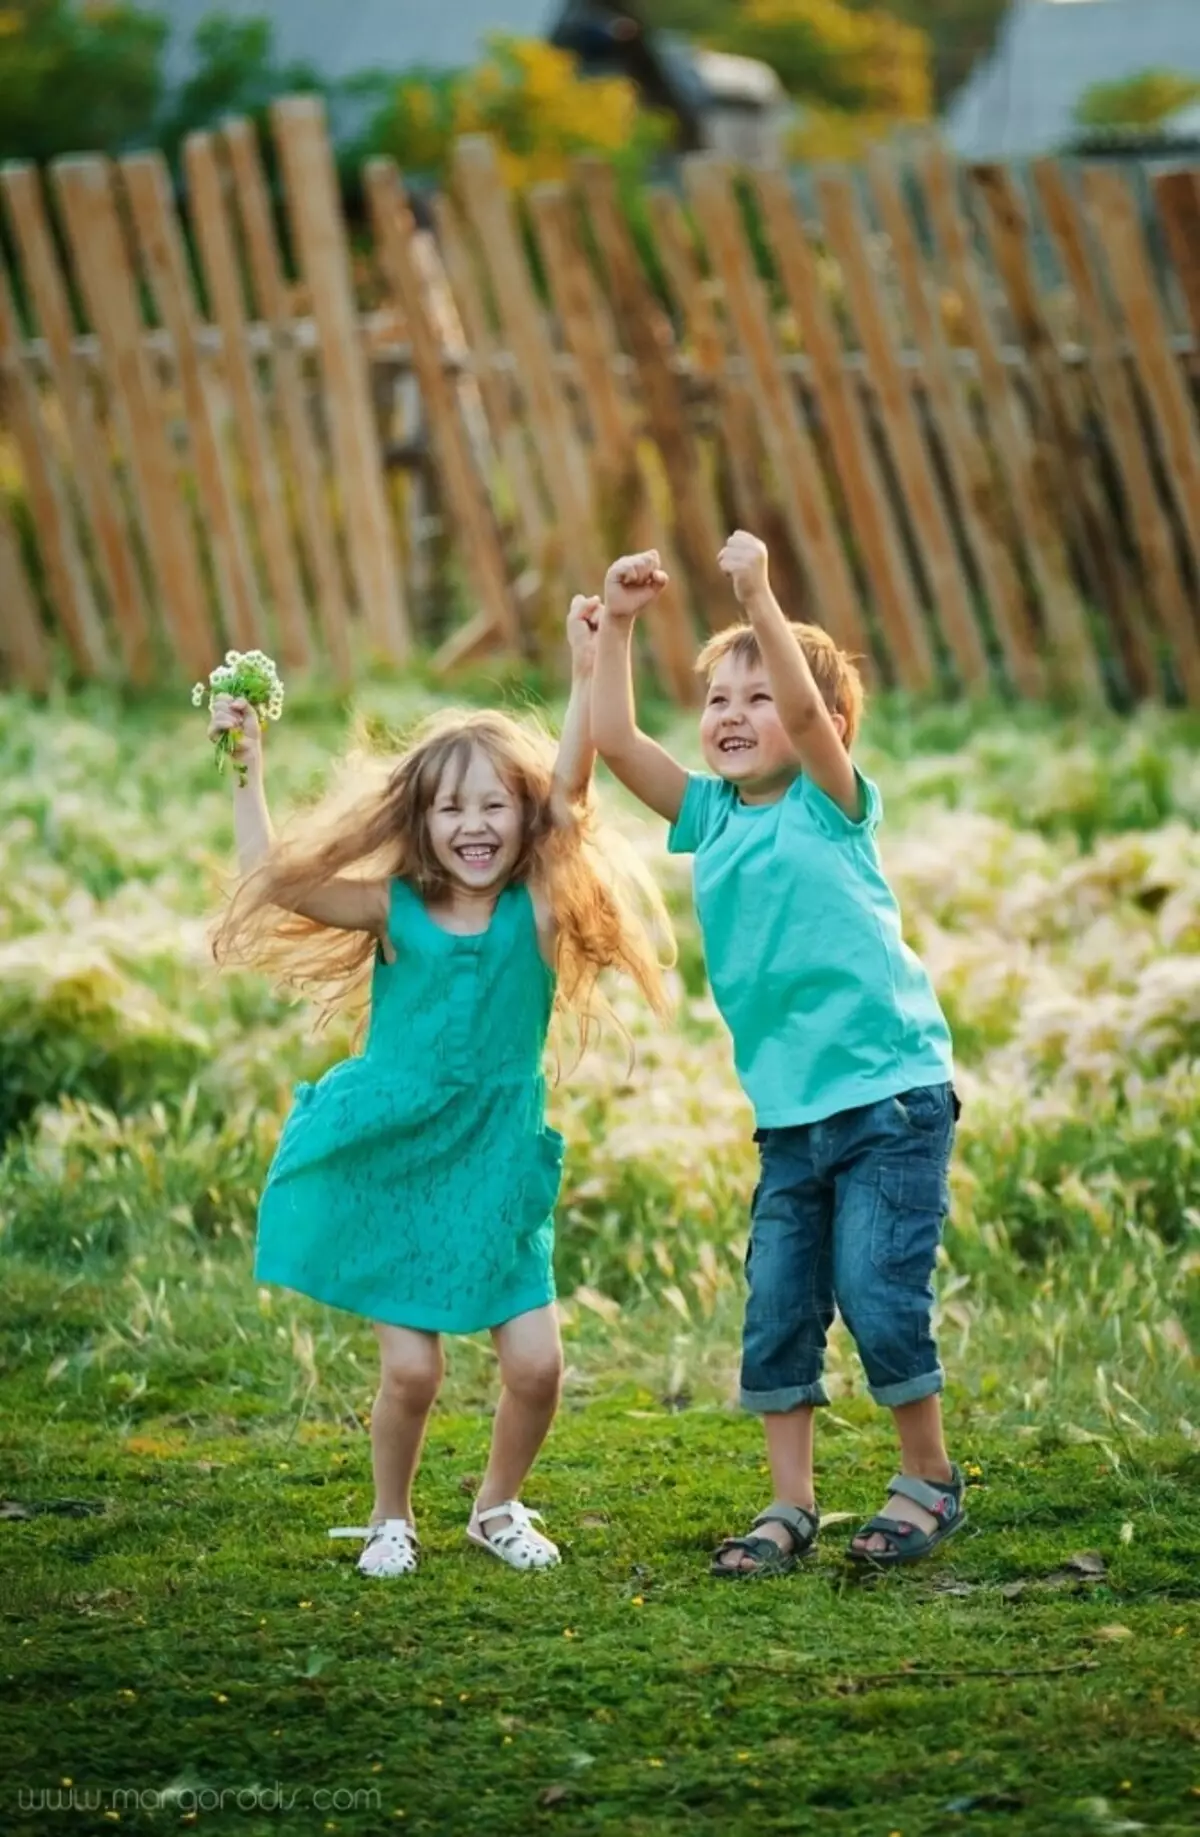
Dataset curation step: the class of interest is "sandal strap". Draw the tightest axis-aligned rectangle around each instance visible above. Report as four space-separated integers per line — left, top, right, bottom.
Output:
752 1502 819 1546
328 1518 418 1544
885 1468 962 1520
858 1513 921 1545
714 1535 788 1561
475 1500 542 1531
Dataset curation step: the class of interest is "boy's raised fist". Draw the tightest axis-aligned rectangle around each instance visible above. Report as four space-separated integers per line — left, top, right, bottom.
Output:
718 530 770 605
604 550 669 620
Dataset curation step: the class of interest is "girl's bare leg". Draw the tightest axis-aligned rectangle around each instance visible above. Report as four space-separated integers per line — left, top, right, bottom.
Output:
475 1304 563 1532
369 1322 443 1523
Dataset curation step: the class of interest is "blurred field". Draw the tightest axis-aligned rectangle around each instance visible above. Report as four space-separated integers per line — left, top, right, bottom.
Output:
0 675 1195 1430
1 676 1197 1835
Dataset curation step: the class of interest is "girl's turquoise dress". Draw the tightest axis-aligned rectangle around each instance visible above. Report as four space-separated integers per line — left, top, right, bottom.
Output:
254 879 565 1333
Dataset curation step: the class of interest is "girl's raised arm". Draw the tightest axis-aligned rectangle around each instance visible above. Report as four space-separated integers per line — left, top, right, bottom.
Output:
210 695 390 946
591 553 688 824
549 594 602 828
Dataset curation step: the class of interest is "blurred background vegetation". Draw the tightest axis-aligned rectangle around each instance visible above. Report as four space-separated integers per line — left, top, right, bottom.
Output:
0 0 1013 183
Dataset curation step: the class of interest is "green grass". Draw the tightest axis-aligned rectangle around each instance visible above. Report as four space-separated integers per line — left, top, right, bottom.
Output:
1 1392 1197 1837
1 679 1198 1833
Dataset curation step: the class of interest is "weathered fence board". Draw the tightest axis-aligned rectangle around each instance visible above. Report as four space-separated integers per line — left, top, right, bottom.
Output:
866 153 1041 696
0 474 52 691
366 159 518 660
819 168 989 689
1 161 153 682
683 157 874 665
0 241 108 678
272 97 408 662
52 156 215 680
919 143 1104 700
1035 160 1200 703
527 183 696 700
580 155 729 626
222 118 352 682
3 104 1200 716
454 137 605 594
122 150 263 658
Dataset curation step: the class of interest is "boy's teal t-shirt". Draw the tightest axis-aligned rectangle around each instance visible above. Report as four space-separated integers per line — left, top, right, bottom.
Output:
668 769 953 1128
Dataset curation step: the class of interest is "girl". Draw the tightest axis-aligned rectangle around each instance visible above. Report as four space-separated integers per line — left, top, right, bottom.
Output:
209 598 671 1578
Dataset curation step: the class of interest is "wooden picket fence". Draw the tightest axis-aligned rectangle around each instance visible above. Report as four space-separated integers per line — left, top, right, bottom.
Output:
3 96 1200 706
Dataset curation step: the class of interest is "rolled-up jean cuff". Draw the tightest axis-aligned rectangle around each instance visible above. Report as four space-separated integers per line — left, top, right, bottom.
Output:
868 1367 944 1408
739 1380 831 1414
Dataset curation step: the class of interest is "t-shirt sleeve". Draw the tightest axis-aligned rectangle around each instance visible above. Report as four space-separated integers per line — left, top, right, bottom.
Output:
667 773 725 855
802 767 882 840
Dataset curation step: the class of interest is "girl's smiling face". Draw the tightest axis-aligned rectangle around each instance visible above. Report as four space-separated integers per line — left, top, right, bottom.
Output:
699 653 799 797
426 747 522 893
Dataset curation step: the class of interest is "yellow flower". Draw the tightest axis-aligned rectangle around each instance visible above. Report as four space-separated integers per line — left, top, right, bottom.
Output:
117 1688 136 1701
630 1595 644 1606
648 1758 664 1768
213 1692 229 1704
562 1628 577 1639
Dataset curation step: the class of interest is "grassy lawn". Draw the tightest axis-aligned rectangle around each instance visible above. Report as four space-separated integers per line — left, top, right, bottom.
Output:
1 676 1198 1834
2 1376 1197 1837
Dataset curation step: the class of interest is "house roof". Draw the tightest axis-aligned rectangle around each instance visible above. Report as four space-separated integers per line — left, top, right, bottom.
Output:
131 0 564 89
944 0 1200 159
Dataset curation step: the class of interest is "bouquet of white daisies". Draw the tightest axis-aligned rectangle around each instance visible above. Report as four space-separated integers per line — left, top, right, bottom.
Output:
191 650 284 787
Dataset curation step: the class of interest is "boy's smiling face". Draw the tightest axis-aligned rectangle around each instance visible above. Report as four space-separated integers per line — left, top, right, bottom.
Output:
699 653 800 798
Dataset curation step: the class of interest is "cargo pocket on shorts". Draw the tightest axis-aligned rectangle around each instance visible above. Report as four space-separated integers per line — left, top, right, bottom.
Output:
869 1159 947 1289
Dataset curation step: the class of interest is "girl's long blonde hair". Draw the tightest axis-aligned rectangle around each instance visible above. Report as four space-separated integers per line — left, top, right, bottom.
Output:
212 707 675 1051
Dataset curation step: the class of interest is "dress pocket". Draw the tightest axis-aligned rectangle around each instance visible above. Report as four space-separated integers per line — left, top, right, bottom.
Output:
520 1126 565 1228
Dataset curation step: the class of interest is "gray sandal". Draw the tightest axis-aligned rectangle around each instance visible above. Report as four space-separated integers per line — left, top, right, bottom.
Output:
710 1501 820 1579
848 1465 967 1566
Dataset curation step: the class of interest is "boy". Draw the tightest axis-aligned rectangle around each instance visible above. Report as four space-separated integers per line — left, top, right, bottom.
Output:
591 532 966 1573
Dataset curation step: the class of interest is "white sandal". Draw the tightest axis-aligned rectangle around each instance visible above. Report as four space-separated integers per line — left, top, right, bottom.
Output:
467 1500 560 1571
329 1518 419 1578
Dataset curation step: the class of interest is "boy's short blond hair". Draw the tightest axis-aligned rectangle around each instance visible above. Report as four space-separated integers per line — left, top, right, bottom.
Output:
694 621 865 745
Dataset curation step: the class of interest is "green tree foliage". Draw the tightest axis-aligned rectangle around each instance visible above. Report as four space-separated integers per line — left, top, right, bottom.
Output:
357 35 667 188
643 0 1005 108
0 0 165 165
841 0 1008 107
157 12 325 161
0 4 335 171
1074 67 1200 132
722 0 929 118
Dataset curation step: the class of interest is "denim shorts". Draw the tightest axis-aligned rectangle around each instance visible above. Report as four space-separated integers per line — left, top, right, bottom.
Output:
740 1083 958 1413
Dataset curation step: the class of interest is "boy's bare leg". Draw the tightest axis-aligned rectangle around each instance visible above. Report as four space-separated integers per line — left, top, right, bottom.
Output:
852 1394 953 1555
715 1405 817 1572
